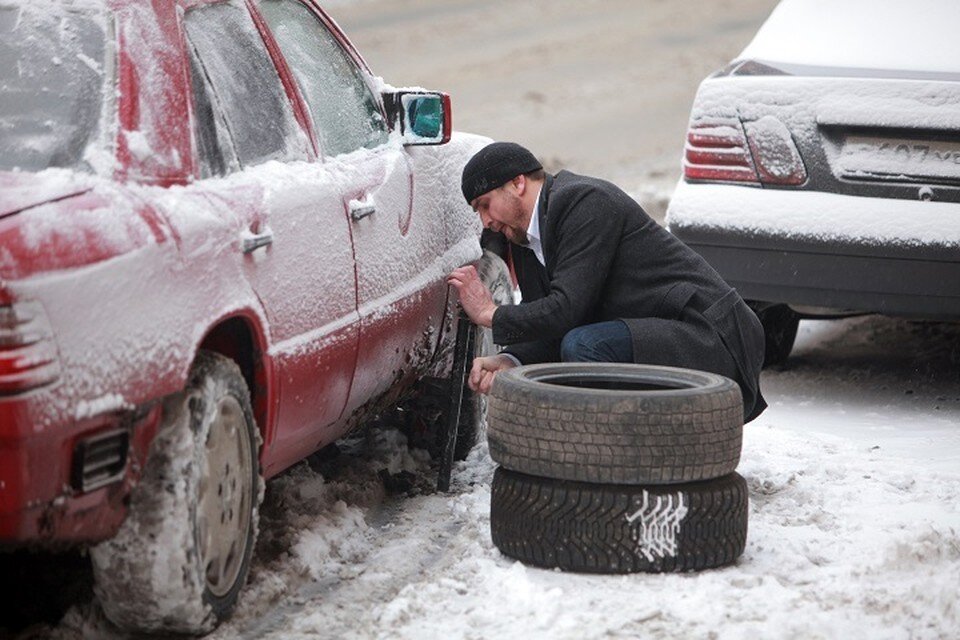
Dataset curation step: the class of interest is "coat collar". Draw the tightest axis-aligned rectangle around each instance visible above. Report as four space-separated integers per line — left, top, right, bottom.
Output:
538 173 554 223
538 173 555 273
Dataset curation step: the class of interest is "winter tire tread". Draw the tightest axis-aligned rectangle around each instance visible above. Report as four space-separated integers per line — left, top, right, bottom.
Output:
490 468 748 574
488 364 743 485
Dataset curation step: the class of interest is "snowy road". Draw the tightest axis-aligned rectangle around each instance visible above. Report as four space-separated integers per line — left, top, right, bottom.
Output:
204 317 960 640
34 315 960 639
216 317 960 640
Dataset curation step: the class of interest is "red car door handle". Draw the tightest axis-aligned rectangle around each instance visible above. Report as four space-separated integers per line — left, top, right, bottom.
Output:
241 228 274 254
349 198 376 221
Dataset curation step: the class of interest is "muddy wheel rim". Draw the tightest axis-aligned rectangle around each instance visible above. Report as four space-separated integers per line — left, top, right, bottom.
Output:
197 394 253 598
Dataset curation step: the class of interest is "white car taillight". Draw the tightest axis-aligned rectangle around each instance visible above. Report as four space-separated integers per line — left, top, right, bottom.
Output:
0 301 61 395
683 115 807 186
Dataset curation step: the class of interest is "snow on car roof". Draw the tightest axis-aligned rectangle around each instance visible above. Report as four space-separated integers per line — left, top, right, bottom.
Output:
737 0 960 75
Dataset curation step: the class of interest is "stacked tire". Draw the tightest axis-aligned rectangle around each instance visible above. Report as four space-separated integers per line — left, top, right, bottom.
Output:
487 363 748 574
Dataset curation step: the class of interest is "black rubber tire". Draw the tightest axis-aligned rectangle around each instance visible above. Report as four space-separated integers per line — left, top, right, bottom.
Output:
453 250 514 459
405 251 514 460
749 302 799 368
91 351 261 634
487 363 743 485
491 468 748 574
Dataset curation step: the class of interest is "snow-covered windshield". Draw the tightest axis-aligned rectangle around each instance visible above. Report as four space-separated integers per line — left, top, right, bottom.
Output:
0 3 112 172
738 0 960 75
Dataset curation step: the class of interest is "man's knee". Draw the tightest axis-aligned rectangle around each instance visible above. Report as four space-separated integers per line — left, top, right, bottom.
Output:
561 326 592 362
560 321 632 363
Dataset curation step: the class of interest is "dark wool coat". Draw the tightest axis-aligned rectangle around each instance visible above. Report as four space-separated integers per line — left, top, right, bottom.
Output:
492 171 767 422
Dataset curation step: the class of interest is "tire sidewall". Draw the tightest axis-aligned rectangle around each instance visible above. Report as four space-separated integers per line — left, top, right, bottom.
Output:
487 363 744 485
490 468 749 573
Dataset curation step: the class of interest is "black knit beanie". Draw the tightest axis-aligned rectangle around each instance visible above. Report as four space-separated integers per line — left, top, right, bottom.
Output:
461 142 543 204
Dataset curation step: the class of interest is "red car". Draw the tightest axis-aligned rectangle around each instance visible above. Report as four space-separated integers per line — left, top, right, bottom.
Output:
0 0 505 633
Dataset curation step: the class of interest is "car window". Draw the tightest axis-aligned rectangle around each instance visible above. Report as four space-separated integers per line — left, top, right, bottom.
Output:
183 0 307 170
0 4 112 172
257 0 389 157
186 45 239 178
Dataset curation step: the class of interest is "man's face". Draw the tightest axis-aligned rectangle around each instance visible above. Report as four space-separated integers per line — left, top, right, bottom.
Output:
471 182 529 245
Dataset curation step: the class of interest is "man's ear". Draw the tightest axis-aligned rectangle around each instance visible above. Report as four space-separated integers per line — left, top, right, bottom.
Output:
512 174 527 196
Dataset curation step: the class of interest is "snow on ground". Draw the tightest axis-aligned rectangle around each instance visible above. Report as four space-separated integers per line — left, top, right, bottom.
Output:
24 315 960 640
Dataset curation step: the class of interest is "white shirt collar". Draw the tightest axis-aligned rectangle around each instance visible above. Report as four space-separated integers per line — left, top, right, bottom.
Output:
525 186 545 266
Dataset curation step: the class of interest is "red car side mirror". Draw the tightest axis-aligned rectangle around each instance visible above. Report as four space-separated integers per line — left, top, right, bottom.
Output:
382 90 452 145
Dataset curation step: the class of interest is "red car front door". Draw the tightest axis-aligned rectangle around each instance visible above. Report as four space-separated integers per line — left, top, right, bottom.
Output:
256 0 448 418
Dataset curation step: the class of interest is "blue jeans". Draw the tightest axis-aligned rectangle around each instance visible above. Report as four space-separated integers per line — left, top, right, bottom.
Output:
560 320 633 363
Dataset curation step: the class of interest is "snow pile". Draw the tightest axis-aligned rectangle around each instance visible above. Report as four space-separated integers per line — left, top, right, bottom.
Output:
734 427 959 638
378 559 574 636
351 424 960 640
271 467 372 581
215 426 434 629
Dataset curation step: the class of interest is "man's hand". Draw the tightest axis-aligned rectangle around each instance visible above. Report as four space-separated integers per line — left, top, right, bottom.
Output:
447 266 497 327
468 354 517 395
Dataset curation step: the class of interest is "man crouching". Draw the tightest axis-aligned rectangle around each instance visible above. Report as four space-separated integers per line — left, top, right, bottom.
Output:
447 141 767 422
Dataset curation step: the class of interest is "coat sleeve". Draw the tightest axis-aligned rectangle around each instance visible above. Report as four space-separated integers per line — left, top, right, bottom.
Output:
492 187 624 345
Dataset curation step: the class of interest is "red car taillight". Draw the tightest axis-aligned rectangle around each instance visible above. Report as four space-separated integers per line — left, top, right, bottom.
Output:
684 118 760 184
0 301 61 395
683 115 807 186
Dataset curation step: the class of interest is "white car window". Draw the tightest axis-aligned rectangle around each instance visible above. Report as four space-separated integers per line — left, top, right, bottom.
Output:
257 0 389 157
183 0 307 169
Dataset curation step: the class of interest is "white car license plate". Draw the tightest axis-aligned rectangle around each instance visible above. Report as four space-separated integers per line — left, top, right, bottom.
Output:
837 135 960 182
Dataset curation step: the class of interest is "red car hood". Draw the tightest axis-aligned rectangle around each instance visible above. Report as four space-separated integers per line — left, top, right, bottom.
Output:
0 170 96 219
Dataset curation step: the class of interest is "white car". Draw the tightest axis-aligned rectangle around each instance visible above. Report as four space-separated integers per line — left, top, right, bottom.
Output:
666 0 960 365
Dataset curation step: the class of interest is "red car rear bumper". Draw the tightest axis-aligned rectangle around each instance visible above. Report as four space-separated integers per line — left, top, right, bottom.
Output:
0 402 161 548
